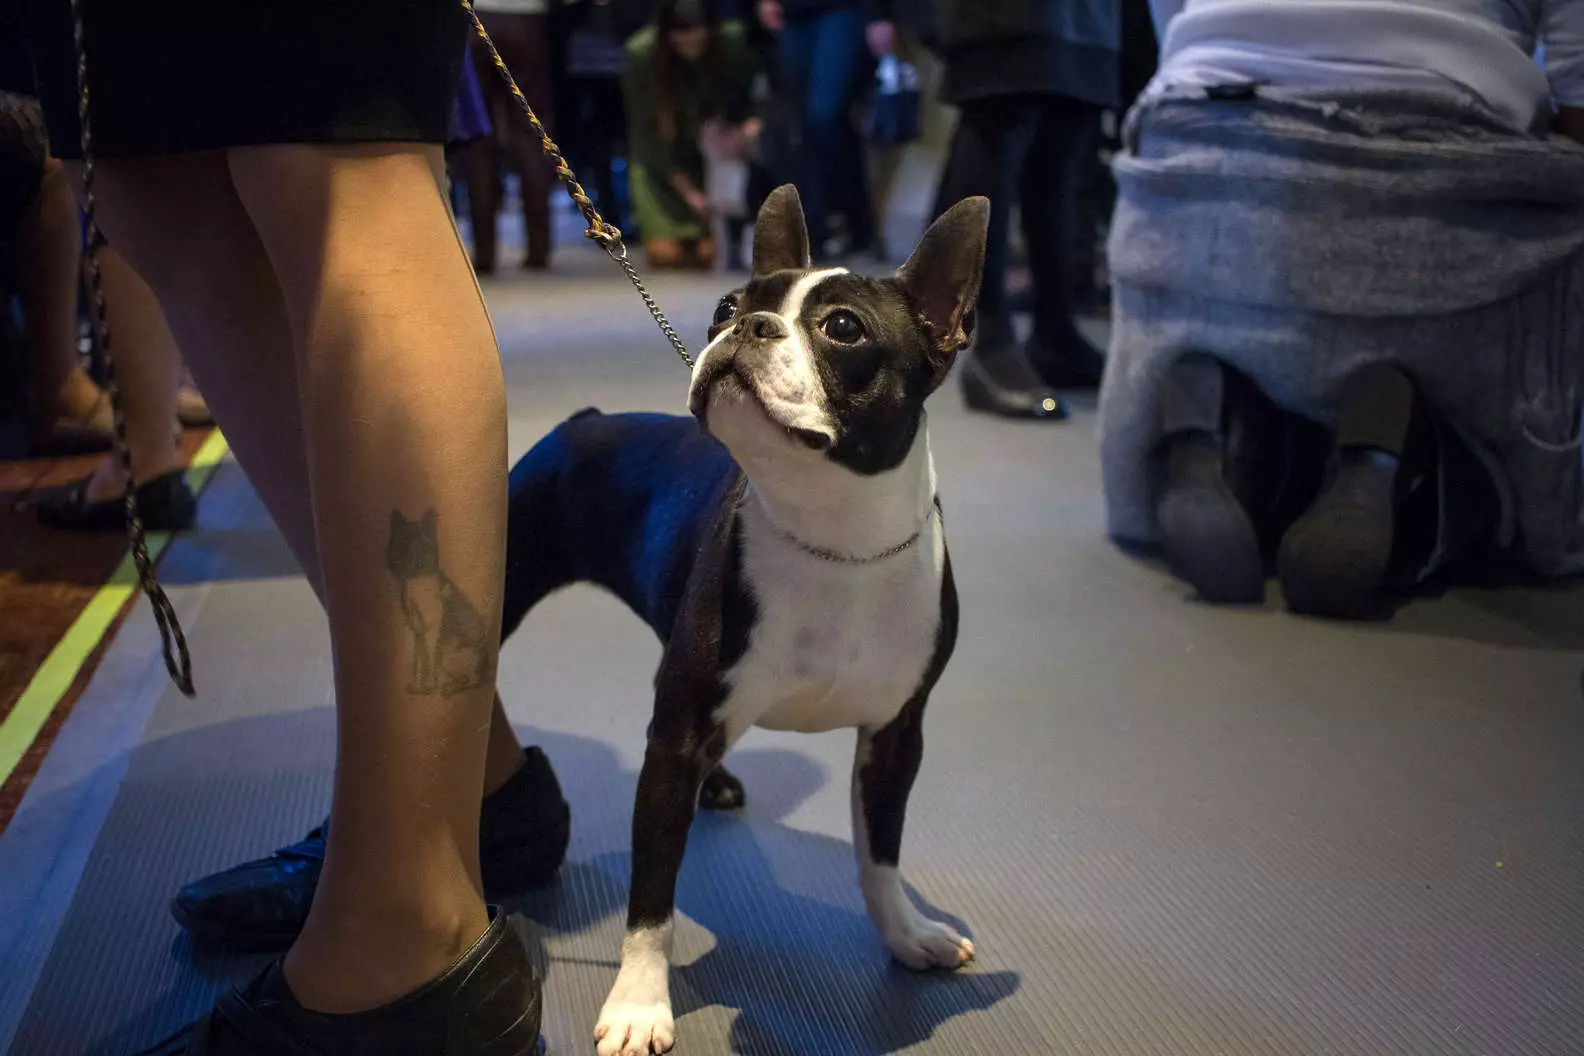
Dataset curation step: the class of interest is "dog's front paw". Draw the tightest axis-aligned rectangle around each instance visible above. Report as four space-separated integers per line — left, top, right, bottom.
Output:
595 994 676 1056
884 914 975 971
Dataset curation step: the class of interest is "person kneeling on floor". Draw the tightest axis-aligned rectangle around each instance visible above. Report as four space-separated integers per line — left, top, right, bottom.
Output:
1100 0 1584 618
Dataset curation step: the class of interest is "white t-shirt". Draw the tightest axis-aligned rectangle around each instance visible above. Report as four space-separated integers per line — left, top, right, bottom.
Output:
1148 0 1584 133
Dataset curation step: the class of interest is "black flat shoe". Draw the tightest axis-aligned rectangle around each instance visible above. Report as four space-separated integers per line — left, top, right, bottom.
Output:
136 907 543 1056
38 469 196 533
1153 354 1266 604
172 748 570 951
959 348 1067 420
1279 363 1427 620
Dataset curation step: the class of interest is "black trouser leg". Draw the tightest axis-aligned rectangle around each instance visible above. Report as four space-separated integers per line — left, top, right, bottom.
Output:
939 97 1066 417
1021 96 1102 365
460 136 500 274
934 97 1040 336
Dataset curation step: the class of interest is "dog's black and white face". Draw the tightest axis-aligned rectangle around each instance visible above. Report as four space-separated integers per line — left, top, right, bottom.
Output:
688 186 990 479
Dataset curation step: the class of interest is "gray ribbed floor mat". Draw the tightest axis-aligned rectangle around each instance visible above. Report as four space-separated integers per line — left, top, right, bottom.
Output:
4 265 1582 1056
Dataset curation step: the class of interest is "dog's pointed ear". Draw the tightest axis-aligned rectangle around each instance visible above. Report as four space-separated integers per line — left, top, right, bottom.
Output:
896 196 990 381
753 185 812 275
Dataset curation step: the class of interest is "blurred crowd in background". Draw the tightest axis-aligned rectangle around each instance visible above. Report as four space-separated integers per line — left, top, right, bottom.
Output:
448 0 1157 416
3 2 1153 538
6 0 1584 625
1 0 1152 540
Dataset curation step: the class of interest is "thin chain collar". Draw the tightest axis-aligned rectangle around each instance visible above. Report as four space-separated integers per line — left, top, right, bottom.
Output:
752 497 941 565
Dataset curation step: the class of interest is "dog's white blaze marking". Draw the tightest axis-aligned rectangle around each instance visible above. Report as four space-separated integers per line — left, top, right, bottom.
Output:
597 920 676 1056
851 746 975 970
741 267 846 444
781 267 849 317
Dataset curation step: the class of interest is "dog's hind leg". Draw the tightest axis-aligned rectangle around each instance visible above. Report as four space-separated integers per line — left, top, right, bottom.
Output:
852 695 975 971
698 764 746 810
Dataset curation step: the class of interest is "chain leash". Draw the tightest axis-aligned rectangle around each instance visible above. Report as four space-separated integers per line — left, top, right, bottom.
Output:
463 1 695 368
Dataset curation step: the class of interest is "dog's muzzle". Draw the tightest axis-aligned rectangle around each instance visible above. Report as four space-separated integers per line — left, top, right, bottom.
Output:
687 312 788 421
688 321 833 452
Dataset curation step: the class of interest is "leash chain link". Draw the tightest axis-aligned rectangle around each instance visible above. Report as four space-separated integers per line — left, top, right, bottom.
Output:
464 2 695 368
70 0 195 696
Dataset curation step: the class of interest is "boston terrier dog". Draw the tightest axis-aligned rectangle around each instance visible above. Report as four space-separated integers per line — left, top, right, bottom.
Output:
501 186 989 1055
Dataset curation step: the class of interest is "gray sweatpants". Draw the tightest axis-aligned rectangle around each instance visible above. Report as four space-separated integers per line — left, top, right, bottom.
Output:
1100 88 1584 577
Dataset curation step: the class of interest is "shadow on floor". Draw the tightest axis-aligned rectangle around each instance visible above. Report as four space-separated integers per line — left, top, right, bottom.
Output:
13 716 1011 1056
1114 535 1584 652
580 746 1020 1056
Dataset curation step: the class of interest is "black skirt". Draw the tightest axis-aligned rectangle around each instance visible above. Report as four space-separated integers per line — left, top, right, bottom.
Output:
22 0 473 159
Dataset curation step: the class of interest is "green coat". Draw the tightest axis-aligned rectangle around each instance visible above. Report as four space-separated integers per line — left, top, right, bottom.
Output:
623 21 756 243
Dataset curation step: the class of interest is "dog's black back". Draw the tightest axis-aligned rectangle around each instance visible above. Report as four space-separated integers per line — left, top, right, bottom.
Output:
502 409 741 643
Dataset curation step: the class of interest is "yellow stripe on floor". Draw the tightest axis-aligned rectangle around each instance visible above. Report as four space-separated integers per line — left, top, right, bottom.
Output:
0 432 231 789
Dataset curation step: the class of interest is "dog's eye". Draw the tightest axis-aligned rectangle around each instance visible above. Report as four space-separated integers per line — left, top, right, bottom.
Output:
712 297 739 328
822 310 865 345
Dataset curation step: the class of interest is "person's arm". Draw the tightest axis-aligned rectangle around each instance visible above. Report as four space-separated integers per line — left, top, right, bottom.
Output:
1540 0 1584 142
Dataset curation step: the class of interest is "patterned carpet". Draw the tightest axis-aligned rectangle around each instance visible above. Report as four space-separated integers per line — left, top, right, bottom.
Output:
0 428 217 833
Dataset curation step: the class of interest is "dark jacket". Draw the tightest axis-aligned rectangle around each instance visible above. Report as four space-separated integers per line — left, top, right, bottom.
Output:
774 0 892 19
934 0 1133 108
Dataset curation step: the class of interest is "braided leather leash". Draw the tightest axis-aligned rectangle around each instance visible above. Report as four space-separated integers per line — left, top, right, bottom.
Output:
70 0 194 695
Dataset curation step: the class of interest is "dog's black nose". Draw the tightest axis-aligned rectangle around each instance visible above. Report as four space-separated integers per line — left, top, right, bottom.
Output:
735 312 788 342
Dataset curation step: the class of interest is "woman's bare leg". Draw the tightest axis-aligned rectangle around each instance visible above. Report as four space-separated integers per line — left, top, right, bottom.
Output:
88 145 516 1011
77 244 183 498
460 132 501 274
84 150 524 792
74 153 323 589
20 156 101 427
227 143 504 1011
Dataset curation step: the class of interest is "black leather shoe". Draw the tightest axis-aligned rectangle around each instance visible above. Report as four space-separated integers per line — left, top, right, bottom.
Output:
1279 363 1429 620
39 469 196 533
1154 355 1264 603
136 907 543 1055
959 346 1067 420
172 748 570 951
1152 353 1330 605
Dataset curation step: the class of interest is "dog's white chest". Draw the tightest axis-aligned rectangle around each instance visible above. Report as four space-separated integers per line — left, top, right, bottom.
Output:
718 518 944 738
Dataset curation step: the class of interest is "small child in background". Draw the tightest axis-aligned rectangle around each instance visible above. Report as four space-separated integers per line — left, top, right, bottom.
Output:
623 0 760 269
